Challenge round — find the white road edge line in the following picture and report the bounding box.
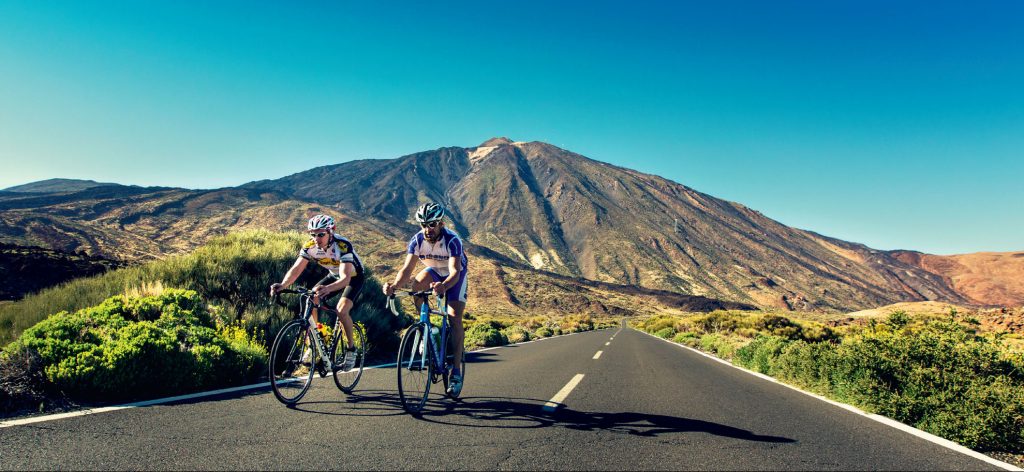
[544,373,585,412]
[3,328,618,428]
[0,363,384,429]
[635,328,1022,471]
[593,351,603,359]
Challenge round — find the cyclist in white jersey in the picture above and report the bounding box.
[270,214,364,370]
[383,203,468,396]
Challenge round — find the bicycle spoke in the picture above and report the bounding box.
[397,324,431,413]
[269,321,314,404]
[332,323,366,394]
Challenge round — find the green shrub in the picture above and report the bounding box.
[754,314,802,340]
[732,321,1024,452]
[560,314,594,333]
[655,327,676,339]
[534,326,554,338]
[672,332,698,345]
[694,311,744,334]
[886,310,910,330]
[699,334,736,359]
[734,335,790,374]
[5,289,266,402]
[465,321,508,348]
[501,325,531,344]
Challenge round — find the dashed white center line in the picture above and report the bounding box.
[593,351,603,359]
[605,342,610,346]
[543,374,585,412]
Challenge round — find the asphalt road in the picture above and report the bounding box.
[0,328,1010,470]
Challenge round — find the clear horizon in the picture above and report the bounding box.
[1,1,1021,255]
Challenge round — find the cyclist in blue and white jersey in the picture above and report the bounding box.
[270,214,364,370]
[383,202,468,396]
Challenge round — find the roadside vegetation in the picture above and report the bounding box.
[631,309,1024,453]
[1,229,618,416]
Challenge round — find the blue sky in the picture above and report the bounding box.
[1,1,1021,255]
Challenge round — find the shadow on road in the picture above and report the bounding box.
[412,396,793,443]
[293,391,793,443]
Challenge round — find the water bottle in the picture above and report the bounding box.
[430,326,441,350]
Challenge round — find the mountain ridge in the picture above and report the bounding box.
[3,138,1020,310]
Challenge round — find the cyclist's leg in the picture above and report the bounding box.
[335,274,364,349]
[410,269,434,311]
[310,275,335,326]
[448,300,466,368]
[445,271,468,370]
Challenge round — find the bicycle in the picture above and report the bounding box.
[268,287,366,405]
[386,289,466,414]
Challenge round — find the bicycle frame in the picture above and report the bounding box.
[277,288,337,372]
[392,290,450,374]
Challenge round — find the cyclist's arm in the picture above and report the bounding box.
[323,262,355,293]
[277,257,309,288]
[388,254,419,289]
[436,256,461,292]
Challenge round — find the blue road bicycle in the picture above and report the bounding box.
[387,289,466,414]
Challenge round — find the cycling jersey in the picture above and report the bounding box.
[406,228,468,278]
[300,234,364,278]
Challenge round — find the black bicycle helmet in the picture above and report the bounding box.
[415,202,445,223]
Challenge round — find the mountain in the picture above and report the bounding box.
[890,251,1024,308]
[0,180,744,317]
[0,242,123,300]
[3,138,1019,311]
[2,178,123,194]
[242,139,983,311]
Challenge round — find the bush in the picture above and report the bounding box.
[754,315,802,340]
[699,334,736,358]
[501,325,531,344]
[465,321,508,348]
[732,322,1024,452]
[560,314,594,334]
[4,289,267,402]
[672,332,698,347]
[655,327,676,339]
[734,335,790,374]
[694,311,744,334]
[534,326,554,338]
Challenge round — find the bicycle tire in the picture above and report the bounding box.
[331,322,366,394]
[269,320,314,405]
[396,323,432,414]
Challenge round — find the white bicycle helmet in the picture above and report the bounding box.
[415,203,445,223]
[307,214,336,231]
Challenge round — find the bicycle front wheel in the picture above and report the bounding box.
[269,320,314,405]
[331,322,366,394]
[396,323,432,414]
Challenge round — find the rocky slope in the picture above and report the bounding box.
[3,138,1014,311]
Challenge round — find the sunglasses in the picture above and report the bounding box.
[309,232,328,238]
[420,221,441,228]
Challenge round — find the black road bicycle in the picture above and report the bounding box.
[269,287,366,404]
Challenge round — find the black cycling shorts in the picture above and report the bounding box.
[314,273,364,305]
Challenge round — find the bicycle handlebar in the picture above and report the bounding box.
[385,289,445,317]
[271,287,337,314]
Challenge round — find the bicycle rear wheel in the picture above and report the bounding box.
[396,323,432,414]
[331,322,366,394]
[269,320,314,405]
